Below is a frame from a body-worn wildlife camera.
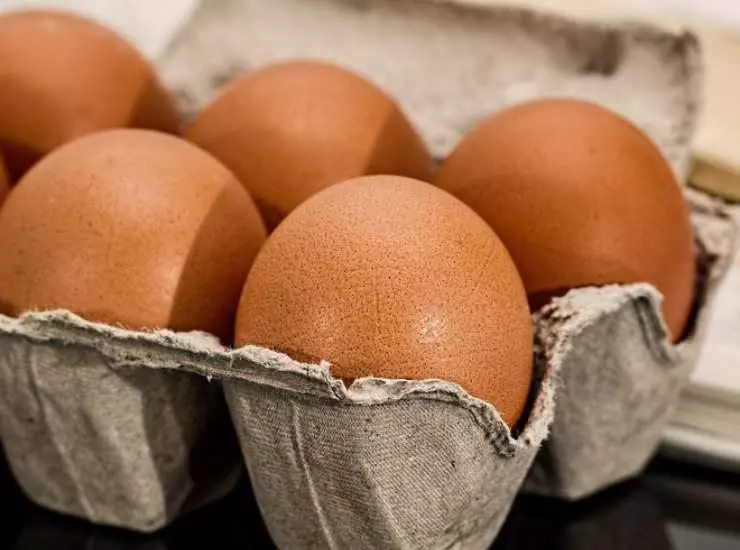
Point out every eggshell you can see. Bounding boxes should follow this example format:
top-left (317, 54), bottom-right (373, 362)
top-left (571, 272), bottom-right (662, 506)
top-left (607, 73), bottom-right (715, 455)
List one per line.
top-left (0, 10), bottom-right (179, 181)
top-left (0, 129), bottom-right (266, 342)
top-left (0, 154), bottom-right (8, 207)
top-left (185, 61), bottom-right (433, 230)
top-left (434, 99), bottom-right (696, 341)
top-left (235, 175), bottom-right (533, 428)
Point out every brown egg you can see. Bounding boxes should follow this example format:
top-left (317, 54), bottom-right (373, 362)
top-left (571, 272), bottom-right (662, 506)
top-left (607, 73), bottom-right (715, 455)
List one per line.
top-left (434, 99), bottom-right (696, 341)
top-left (0, 10), bottom-right (179, 181)
top-left (235, 175), bottom-right (533, 428)
top-left (0, 129), bottom-right (266, 342)
top-left (185, 60), bottom-right (433, 231)
top-left (0, 154), bottom-right (8, 207)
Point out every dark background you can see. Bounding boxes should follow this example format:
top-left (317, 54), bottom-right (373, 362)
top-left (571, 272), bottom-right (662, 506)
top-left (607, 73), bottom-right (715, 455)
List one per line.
top-left (2, 448), bottom-right (739, 550)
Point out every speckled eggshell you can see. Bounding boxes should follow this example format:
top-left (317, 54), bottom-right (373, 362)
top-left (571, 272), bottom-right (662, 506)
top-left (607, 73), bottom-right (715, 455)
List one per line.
top-left (185, 61), bottom-right (434, 231)
top-left (0, 10), bottom-right (179, 181)
top-left (0, 129), bottom-right (266, 343)
top-left (235, 175), bottom-right (533, 428)
top-left (434, 99), bottom-right (696, 342)
top-left (0, 154), bottom-right (8, 207)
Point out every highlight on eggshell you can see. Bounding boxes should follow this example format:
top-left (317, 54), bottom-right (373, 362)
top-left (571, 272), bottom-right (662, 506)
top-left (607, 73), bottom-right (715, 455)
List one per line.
top-left (434, 98), bottom-right (696, 342)
top-left (234, 175), bottom-right (534, 428)
top-left (185, 60), bottom-right (434, 231)
top-left (0, 129), bottom-right (266, 343)
top-left (0, 9), bottom-right (179, 182)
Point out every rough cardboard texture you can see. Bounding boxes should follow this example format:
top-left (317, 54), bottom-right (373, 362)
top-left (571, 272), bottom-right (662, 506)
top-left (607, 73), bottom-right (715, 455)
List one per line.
top-left (0, 328), bottom-right (243, 532)
top-left (1, 195), bottom-right (732, 541)
top-left (524, 193), bottom-right (737, 500)
top-left (223, 381), bottom-right (538, 549)
top-left (0, 308), bottom-right (556, 548)
top-left (0, 0), bottom-right (730, 545)
top-left (160, 0), bottom-right (701, 181)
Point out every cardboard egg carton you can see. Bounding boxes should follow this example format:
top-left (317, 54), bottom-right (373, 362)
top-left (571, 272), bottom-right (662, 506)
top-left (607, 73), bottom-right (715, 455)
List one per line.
top-left (0, 321), bottom-right (243, 532)
top-left (0, 311), bottom-right (556, 546)
top-left (160, 0), bottom-right (701, 180)
top-left (0, 0), bottom-right (736, 545)
top-left (525, 190), bottom-right (736, 499)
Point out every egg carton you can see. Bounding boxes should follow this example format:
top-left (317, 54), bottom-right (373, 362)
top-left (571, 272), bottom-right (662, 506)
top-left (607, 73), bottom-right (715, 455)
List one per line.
top-left (0, 0), bottom-right (735, 546)
top-left (0, 309), bottom-right (556, 547)
top-left (524, 190), bottom-right (736, 499)
top-left (0, 320), bottom-right (243, 532)
top-left (0, 206), bottom-right (730, 546)
top-left (159, 0), bottom-right (701, 181)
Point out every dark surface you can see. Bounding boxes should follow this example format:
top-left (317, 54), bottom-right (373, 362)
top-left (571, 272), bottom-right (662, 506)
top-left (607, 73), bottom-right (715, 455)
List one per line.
top-left (2, 448), bottom-right (739, 549)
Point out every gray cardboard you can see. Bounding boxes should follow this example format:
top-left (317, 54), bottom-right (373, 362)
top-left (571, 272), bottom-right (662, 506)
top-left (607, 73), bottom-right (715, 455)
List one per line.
top-left (0, 310), bottom-right (556, 549)
top-left (0, 323), bottom-right (243, 532)
top-left (160, 0), bottom-right (701, 181)
top-left (221, 360), bottom-right (553, 549)
top-left (525, 193), bottom-right (737, 500)
top-left (159, 0), bottom-right (735, 505)
top-left (0, 0), bottom-right (732, 545)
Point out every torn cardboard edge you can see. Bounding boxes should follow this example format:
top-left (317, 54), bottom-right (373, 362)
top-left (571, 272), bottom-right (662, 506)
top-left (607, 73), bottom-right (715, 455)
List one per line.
top-left (0, 306), bottom-right (555, 458)
top-left (536, 209), bottom-right (733, 375)
top-left (0, 187), bottom-right (733, 466)
top-left (0, 322), bottom-right (246, 532)
top-left (0, 192), bottom-right (732, 534)
top-left (521, 193), bottom-right (737, 499)
top-left (0, 0), bottom-right (728, 537)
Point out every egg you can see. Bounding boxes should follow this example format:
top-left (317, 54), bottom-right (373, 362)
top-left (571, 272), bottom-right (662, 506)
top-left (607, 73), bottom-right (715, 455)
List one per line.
top-left (235, 175), bottom-right (533, 428)
top-left (434, 99), bottom-right (696, 341)
top-left (0, 154), bottom-right (8, 207)
top-left (185, 60), bottom-right (433, 231)
top-left (0, 10), bottom-right (179, 181)
top-left (0, 129), bottom-right (266, 342)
